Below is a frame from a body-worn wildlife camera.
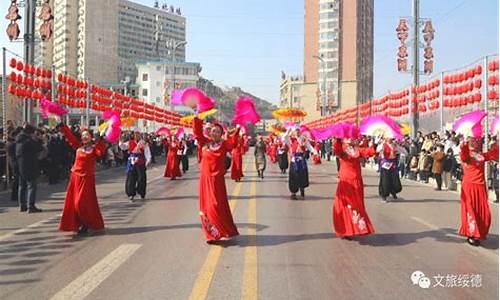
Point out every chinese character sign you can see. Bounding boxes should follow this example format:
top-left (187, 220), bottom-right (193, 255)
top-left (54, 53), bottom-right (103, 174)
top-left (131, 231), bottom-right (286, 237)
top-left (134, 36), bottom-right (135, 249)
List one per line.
top-left (396, 19), bottom-right (409, 72)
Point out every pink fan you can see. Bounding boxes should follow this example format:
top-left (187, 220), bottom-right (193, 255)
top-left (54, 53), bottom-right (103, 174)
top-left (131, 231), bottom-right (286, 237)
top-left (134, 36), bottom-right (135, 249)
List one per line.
top-left (40, 98), bottom-right (67, 119)
top-left (176, 127), bottom-right (185, 139)
top-left (331, 122), bottom-right (361, 139)
top-left (198, 96), bottom-right (215, 113)
top-left (360, 115), bottom-right (403, 140)
top-left (102, 111), bottom-right (122, 143)
top-left (490, 116), bottom-right (499, 136)
top-left (453, 110), bottom-right (487, 138)
top-left (171, 87), bottom-right (206, 107)
top-left (310, 126), bottom-right (333, 141)
top-left (232, 96), bottom-right (261, 125)
top-left (155, 126), bottom-right (171, 136)
top-left (284, 121), bottom-right (297, 130)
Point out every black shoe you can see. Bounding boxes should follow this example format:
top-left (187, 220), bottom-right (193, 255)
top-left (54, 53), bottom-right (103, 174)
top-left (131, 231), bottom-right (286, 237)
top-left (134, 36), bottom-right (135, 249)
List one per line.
top-left (140, 195), bottom-right (145, 200)
top-left (27, 206), bottom-right (42, 213)
top-left (300, 190), bottom-right (305, 198)
top-left (392, 194), bottom-right (397, 200)
top-left (77, 225), bottom-right (89, 235)
top-left (290, 194), bottom-right (298, 200)
top-left (467, 237), bottom-right (480, 246)
top-left (129, 196), bottom-right (135, 202)
top-left (20, 206), bottom-right (27, 212)
top-left (341, 236), bottom-right (353, 240)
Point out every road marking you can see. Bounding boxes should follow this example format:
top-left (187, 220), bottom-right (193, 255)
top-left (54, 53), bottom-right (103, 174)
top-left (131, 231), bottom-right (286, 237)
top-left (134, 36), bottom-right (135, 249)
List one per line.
top-left (188, 163), bottom-right (247, 300)
top-left (242, 180), bottom-right (258, 300)
top-left (50, 243), bottom-right (141, 300)
top-left (410, 216), bottom-right (498, 261)
top-left (0, 160), bottom-right (186, 243)
top-left (0, 215), bottom-right (61, 242)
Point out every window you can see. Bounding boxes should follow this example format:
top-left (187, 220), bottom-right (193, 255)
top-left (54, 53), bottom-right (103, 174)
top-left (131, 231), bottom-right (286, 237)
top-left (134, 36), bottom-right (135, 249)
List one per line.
top-left (156, 66), bottom-right (162, 71)
top-left (142, 73), bottom-right (148, 81)
top-left (142, 89), bottom-right (148, 96)
top-left (156, 81), bottom-right (161, 87)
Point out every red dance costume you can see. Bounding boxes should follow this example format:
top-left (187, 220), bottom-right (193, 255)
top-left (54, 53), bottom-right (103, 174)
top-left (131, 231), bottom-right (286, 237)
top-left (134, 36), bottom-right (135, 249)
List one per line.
top-left (59, 125), bottom-right (106, 232)
top-left (312, 143), bottom-right (322, 164)
top-left (163, 140), bottom-right (182, 179)
top-left (193, 118), bottom-right (240, 241)
top-left (458, 143), bottom-right (498, 240)
top-left (333, 140), bottom-right (376, 237)
top-left (270, 142), bottom-right (278, 163)
top-left (231, 135), bottom-right (244, 181)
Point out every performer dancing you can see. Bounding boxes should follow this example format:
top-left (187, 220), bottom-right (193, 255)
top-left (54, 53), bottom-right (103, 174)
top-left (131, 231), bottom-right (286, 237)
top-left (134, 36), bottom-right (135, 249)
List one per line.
top-left (254, 135), bottom-right (267, 179)
top-left (333, 137), bottom-right (377, 239)
top-left (283, 127), bottom-right (316, 199)
top-left (58, 122), bottom-right (106, 235)
top-left (377, 138), bottom-right (407, 202)
top-left (231, 132), bottom-right (244, 182)
top-left (120, 132), bottom-right (151, 201)
top-left (193, 117), bottom-right (240, 243)
top-left (163, 136), bottom-right (182, 180)
top-left (181, 139), bottom-right (189, 173)
top-left (458, 138), bottom-right (498, 246)
top-left (277, 140), bottom-right (289, 174)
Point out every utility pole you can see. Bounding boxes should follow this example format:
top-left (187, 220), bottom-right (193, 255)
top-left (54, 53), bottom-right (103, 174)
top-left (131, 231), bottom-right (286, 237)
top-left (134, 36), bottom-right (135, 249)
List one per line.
top-left (411, 0), bottom-right (420, 138)
top-left (23, 0), bottom-right (36, 124)
top-left (314, 55), bottom-right (327, 117)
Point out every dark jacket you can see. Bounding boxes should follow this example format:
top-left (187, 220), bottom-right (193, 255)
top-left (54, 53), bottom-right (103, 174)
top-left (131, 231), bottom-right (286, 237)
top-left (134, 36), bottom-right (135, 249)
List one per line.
top-left (15, 132), bottom-right (43, 180)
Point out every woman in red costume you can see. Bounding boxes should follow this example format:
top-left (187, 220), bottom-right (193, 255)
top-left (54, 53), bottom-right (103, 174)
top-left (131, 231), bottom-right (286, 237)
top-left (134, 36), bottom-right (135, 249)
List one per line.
top-left (58, 123), bottom-right (106, 235)
top-left (312, 141), bottom-right (322, 164)
top-left (459, 137), bottom-right (498, 246)
top-left (270, 139), bottom-right (278, 164)
top-left (230, 132), bottom-right (244, 182)
top-left (193, 117), bottom-right (240, 243)
top-left (163, 136), bottom-right (182, 180)
top-left (333, 137), bottom-right (377, 240)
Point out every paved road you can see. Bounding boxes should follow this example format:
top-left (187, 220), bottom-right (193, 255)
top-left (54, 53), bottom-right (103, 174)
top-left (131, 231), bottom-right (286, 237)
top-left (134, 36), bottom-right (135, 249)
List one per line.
top-left (0, 154), bottom-right (498, 300)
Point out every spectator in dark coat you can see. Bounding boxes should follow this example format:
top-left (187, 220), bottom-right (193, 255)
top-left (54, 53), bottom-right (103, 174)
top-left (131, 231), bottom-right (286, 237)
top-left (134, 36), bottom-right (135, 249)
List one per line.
top-left (15, 124), bottom-right (44, 213)
top-left (7, 127), bottom-right (22, 202)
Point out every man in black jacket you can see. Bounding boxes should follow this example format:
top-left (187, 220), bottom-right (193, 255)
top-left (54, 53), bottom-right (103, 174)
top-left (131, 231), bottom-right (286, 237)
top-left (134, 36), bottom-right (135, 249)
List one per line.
top-left (15, 124), bottom-right (43, 213)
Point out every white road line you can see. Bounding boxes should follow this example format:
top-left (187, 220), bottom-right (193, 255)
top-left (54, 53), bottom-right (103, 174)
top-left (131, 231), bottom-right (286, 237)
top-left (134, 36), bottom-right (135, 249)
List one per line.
top-left (0, 215), bottom-right (61, 242)
top-left (0, 161), bottom-right (188, 242)
top-left (410, 216), bottom-right (498, 261)
top-left (50, 243), bottom-right (142, 300)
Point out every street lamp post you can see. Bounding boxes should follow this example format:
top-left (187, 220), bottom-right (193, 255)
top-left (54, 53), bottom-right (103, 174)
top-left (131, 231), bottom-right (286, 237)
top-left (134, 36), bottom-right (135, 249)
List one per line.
top-left (167, 40), bottom-right (187, 111)
top-left (314, 55), bottom-right (327, 116)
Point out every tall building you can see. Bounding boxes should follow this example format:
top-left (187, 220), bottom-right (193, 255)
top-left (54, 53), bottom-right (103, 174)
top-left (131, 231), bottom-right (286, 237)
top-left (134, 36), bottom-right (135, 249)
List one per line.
top-left (118, 1), bottom-right (186, 82)
top-left (303, 0), bottom-right (373, 114)
top-left (40, 0), bottom-right (186, 85)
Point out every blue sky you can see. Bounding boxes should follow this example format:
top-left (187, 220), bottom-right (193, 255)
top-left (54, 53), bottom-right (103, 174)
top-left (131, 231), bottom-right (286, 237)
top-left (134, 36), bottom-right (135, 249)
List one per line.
top-left (1, 0), bottom-right (498, 104)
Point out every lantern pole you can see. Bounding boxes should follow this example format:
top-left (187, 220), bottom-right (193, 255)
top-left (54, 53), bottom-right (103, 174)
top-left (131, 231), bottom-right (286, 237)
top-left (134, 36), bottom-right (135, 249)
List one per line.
top-left (483, 56), bottom-right (489, 152)
top-left (439, 71), bottom-right (444, 133)
top-left (411, 0), bottom-right (420, 139)
top-left (85, 79), bottom-right (90, 128)
top-left (2, 47), bottom-right (10, 189)
top-left (51, 65), bottom-right (56, 103)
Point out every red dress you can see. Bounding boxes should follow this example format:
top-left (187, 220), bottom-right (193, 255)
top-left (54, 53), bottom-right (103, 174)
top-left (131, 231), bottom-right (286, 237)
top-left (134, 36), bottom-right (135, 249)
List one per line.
top-left (333, 140), bottom-right (376, 237)
top-left (270, 143), bottom-right (278, 163)
top-left (164, 141), bottom-right (182, 178)
top-left (193, 118), bottom-right (240, 241)
top-left (313, 143), bottom-right (322, 164)
top-left (458, 143), bottom-right (498, 240)
top-left (59, 125), bottom-right (106, 232)
top-left (231, 136), bottom-right (244, 181)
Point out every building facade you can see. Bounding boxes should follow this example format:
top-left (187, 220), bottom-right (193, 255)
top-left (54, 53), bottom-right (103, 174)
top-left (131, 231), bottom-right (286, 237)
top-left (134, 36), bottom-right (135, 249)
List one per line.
top-left (303, 0), bottom-right (373, 115)
top-left (118, 1), bottom-right (186, 82)
top-left (135, 59), bottom-right (201, 130)
top-left (39, 0), bottom-right (186, 86)
top-left (279, 75), bottom-right (321, 123)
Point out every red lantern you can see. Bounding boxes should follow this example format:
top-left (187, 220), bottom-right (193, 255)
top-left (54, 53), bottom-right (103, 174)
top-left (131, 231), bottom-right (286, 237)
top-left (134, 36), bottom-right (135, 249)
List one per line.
top-left (7, 84), bottom-right (16, 94)
top-left (9, 58), bottom-right (17, 68)
top-left (35, 67), bottom-right (42, 77)
top-left (16, 61), bottom-right (24, 71)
